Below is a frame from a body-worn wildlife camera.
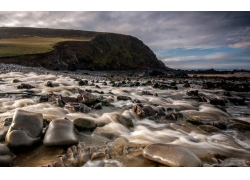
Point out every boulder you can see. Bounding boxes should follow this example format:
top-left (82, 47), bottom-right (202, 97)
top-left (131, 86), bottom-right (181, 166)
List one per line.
top-left (143, 144), bottom-right (202, 167)
top-left (0, 144), bottom-right (13, 167)
top-left (73, 118), bottom-right (97, 131)
top-left (5, 109), bottom-right (43, 149)
top-left (43, 119), bottom-right (78, 147)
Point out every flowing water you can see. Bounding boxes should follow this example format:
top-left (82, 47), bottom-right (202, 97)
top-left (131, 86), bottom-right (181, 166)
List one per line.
top-left (0, 71), bottom-right (250, 167)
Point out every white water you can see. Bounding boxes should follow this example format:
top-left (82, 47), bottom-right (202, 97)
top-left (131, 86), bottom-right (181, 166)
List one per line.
top-left (1, 71), bottom-right (250, 165)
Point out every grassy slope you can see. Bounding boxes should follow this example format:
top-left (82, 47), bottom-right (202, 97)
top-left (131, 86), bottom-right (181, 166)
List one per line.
top-left (0, 27), bottom-right (100, 57)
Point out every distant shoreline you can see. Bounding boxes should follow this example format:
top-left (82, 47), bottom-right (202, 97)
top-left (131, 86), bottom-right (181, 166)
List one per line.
top-left (188, 73), bottom-right (250, 78)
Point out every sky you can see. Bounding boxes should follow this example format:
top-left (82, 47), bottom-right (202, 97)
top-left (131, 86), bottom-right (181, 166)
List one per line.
top-left (0, 2), bottom-right (250, 70)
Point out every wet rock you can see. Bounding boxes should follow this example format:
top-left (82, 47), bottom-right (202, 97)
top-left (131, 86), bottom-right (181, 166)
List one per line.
top-left (0, 144), bottom-right (13, 167)
top-left (143, 144), bottom-right (202, 167)
top-left (166, 107), bottom-right (175, 113)
top-left (117, 96), bottom-right (131, 101)
top-left (78, 80), bottom-right (88, 86)
top-left (224, 91), bottom-right (232, 97)
top-left (3, 118), bottom-right (12, 126)
top-left (198, 125), bottom-right (222, 133)
top-left (186, 90), bottom-right (199, 96)
top-left (12, 79), bottom-right (20, 83)
top-left (142, 106), bottom-right (155, 116)
top-left (183, 83), bottom-right (191, 88)
top-left (228, 122), bottom-right (250, 131)
top-left (77, 91), bottom-right (97, 105)
top-left (5, 130), bottom-right (40, 149)
top-left (0, 127), bottom-right (9, 141)
top-left (73, 118), bottom-right (97, 131)
top-left (46, 81), bottom-right (54, 87)
top-left (17, 83), bottom-right (35, 89)
top-left (132, 98), bottom-right (141, 103)
top-left (93, 103), bottom-right (102, 109)
top-left (5, 109), bottom-right (43, 149)
top-left (132, 105), bottom-right (145, 119)
top-left (210, 121), bottom-right (227, 130)
top-left (185, 117), bottom-right (204, 126)
top-left (111, 114), bottom-right (134, 129)
top-left (156, 107), bottom-right (166, 116)
top-left (39, 95), bottom-right (49, 102)
top-left (43, 119), bottom-right (78, 147)
top-left (67, 103), bottom-right (91, 113)
top-left (142, 91), bottom-right (153, 95)
top-left (210, 98), bottom-right (226, 106)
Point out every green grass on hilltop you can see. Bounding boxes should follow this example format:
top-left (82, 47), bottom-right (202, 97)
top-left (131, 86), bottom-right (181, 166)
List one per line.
top-left (0, 36), bottom-right (93, 57)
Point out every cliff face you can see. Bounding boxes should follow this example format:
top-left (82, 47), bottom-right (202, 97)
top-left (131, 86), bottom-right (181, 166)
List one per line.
top-left (0, 30), bottom-right (167, 71)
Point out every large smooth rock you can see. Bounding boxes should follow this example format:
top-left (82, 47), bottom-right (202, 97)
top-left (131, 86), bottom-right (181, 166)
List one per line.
top-left (0, 144), bottom-right (13, 167)
top-left (5, 109), bottom-right (43, 149)
top-left (143, 144), bottom-right (202, 167)
top-left (73, 118), bottom-right (97, 131)
top-left (5, 130), bottom-right (40, 148)
top-left (43, 119), bottom-right (78, 147)
top-left (8, 109), bottom-right (43, 137)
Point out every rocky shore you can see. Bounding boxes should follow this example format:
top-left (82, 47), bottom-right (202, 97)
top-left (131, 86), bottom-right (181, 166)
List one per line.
top-left (0, 63), bottom-right (250, 167)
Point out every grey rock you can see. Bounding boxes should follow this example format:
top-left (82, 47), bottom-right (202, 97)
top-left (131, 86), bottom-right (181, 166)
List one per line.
top-left (143, 144), bottom-right (202, 167)
top-left (73, 118), bottom-right (97, 131)
top-left (0, 144), bottom-right (13, 167)
top-left (43, 119), bottom-right (78, 147)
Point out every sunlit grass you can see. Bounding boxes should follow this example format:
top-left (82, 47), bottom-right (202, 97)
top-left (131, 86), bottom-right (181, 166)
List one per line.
top-left (0, 36), bottom-right (93, 57)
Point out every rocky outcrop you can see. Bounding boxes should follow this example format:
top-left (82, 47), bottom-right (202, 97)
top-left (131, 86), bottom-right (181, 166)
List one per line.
top-left (0, 28), bottom-right (168, 71)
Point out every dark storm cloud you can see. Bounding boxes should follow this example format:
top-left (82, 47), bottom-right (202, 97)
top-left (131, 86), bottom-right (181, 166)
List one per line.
top-left (0, 11), bottom-right (249, 69)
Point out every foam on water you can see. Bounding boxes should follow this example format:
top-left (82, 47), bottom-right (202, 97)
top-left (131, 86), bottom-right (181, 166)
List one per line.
top-left (1, 71), bottom-right (250, 165)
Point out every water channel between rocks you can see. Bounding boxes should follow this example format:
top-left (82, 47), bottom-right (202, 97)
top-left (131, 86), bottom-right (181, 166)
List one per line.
top-left (0, 71), bottom-right (250, 167)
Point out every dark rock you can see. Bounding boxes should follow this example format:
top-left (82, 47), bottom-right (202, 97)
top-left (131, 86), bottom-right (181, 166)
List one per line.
top-left (185, 117), bottom-right (204, 126)
top-left (12, 79), bottom-right (20, 83)
top-left (39, 95), bottom-right (49, 102)
top-left (210, 98), bottom-right (226, 106)
top-left (93, 103), bottom-right (102, 109)
top-left (78, 80), bottom-right (88, 86)
top-left (0, 144), bottom-right (13, 167)
top-left (143, 144), bottom-right (202, 167)
top-left (5, 130), bottom-right (40, 149)
top-left (17, 83), bottom-right (35, 89)
top-left (142, 106), bottom-right (155, 116)
top-left (73, 118), bottom-right (97, 131)
top-left (77, 91), bottom-right (97, 105)
top-left (132, 98), bottom-right (141, 103)
top-left (132, 105), bottom-right (145, 119)
top-left (183, 83), bottom-right (191, 88)
top-left (46, 81), bottom-right (54, 87)
top-left (69, 103), bottom-right (91, 113)
top-left (0, 126), bottom-right (9, 141)
top-left (117, 96), bottom-right (131, 101)
top-left (156, 107), bottom-right (166, 116)
top-left (111, 114), bottom-right (134, 128)
top-left (198, 125), bottom-right (222, 133)
top-left (43, 119), bottom-right (78, 147)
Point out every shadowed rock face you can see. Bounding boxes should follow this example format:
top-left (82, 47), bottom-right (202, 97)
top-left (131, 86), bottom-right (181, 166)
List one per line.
top-left (0, 144), bottom-right (13, 167)
top-left (43, 119), bottom-right (78, 147)
top-left (0, 28), bottom-right (167, 71)
top-left (143, 143), bottom-right (202, 167)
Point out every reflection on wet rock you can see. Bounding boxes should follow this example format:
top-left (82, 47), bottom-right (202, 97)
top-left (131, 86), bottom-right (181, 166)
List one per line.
top-left (43, 119), bottom-right (78, 147)
top-left (143, 143), bottom-right (202, 167)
